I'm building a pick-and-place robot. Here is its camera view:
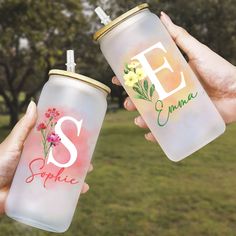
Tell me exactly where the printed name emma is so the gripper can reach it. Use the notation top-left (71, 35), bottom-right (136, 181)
top-left (155, 92), bottom-right (198, 127)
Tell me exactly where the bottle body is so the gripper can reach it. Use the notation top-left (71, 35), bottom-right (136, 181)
top-left (5, 73), bottom-right (108, 232)
top-left (98, 9), bottom-right (225, 161)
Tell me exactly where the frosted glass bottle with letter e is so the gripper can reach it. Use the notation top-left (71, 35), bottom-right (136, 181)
top-left (94, 4), bottom-right (225, 161)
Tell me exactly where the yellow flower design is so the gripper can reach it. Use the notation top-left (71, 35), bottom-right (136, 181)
top-left (136, 68), bottom-right (146, 80)
top-left (127, 60), bottom-right (140, 69)
top-left (124, 71), bottom-right (139, 87)
top-left (123, 60), bottom-right (155, 102)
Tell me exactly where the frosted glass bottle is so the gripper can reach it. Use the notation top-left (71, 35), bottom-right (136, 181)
top-left (5, 69), bottom-right (110, 232)
top-left (94, 4), bottom-right (225, 161)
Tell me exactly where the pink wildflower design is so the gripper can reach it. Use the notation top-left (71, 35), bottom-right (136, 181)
top-left (37, 122), bottom-right (47, 131)
top-left (37, 107), bottom-right (61, 158)
top-left (47, 132), bottom-right (61, 146)
top-left (45, 108), bottom-right (60, 119)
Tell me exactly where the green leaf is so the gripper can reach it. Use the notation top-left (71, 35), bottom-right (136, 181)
top-left (124, 69), bottom-right (129, 74)
top-left (150, 84), bottom-right (155, 97)
top-left (125, 63), bottom-right (129, 71)
top-left (133, 86), bottom-right (143, 96)
top-left (135, 94), bottom-right (147, 100)
top-left (144, 80), bottom-right (148, 93)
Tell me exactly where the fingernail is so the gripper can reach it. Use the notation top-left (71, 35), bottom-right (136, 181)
top-left (26, 101), bottom-right (35, 116)
top-left (134, 117), bottom-right (141, 126)
top-left (112, 76), bottom-right (119, 85)
top-left (124, 99), bottom-right (130, 108)
top-left (88, 164), bottom-right (93, 172)
top-left (160, 11), bottom-right (172, 23)
top-left (160, 11), bottom-right (165, 16)
top-left (145, 132), bottom-right (151, 140)
top-left (83, 183), bottom-right (90, 193)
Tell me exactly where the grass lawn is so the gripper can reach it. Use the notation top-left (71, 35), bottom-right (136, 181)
top-left (0, 110), bottom-right (236, 235)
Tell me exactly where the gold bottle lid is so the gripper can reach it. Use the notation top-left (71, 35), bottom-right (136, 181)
top-left (93, 3), bottom-right (149, 41)
top-left (49, 69), bottom-right (111, 94)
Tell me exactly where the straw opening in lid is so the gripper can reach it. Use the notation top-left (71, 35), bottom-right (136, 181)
top-left (93, 3), bottom-right (149, 41)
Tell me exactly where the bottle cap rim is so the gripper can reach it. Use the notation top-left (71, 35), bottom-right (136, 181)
top-left (93, 3), bottom-right (149, 41)
top-left (49, 69), bottom-right (111, 94)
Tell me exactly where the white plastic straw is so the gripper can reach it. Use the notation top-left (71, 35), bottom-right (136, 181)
top-left (95, 7), bottom-right (111, 25)
top-left (66, 50), bottom-right (76, 73)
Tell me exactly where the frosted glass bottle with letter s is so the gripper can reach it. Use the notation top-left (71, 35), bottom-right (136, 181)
top-left (5, 51), bottom-right (110, 232)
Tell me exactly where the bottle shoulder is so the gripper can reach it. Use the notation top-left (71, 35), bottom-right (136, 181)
top-left (40, 76), bottom-right (108, 104)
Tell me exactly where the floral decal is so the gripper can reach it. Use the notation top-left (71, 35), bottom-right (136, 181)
top-left (124, 60), bottom-right (155, 102)
top-left (123, 60), bottom-right (199, 127)
top-left (36, 108), bottom-right (61, 158)
top-left (47, 132), bottom-right (61, 146)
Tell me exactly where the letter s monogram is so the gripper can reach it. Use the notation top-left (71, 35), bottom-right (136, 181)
top-left (47, 116), bottom-right (83, 168)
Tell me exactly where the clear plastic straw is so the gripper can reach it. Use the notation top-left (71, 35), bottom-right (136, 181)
top-left (95, 7), bottom-right (111, 25)
top-left (66, 50), bottom-right (76, 72)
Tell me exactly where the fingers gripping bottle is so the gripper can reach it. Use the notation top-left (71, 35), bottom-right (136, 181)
top-left (5, 50), bottom-right (111, 232)
top-left (94, 4), bottom-right (225, 161)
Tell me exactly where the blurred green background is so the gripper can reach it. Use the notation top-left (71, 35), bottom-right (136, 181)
top-left (0, 0), bottom-right (236, 235)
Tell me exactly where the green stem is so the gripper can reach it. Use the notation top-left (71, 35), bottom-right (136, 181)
top-left (44, 118), bottom-right (55, 141)
top-left (139, 80), bottom-right (150, 101)
top-left (41, 130), bottom-right (47, 157)
top-left (40, 117), bottom-right (54, 158)
top-left (136, 81), bottom-right (146, 97)
top-left (137, 81), bottom-right (152, 102)
top-left (45, 143), bottom-right (53, 159)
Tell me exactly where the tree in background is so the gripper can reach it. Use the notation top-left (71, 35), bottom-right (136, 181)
top-left (0, 0), bottom-right (91, 127)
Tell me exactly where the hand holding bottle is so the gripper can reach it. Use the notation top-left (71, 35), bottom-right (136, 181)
top-left (0, 101), bottom-right (92, 214)
top-left (112, 12), bottom-right (236, 142)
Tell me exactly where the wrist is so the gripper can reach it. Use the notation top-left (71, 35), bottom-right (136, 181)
top-left (214, 97), bottom-right (236, 124)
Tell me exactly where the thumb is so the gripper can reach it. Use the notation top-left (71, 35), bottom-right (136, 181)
top-left (0, 101), bottom-right (37, 188)
top-left (3, 101), bottom-right (37, 152)
top-left (160, 11), bottom-right (205, 61)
